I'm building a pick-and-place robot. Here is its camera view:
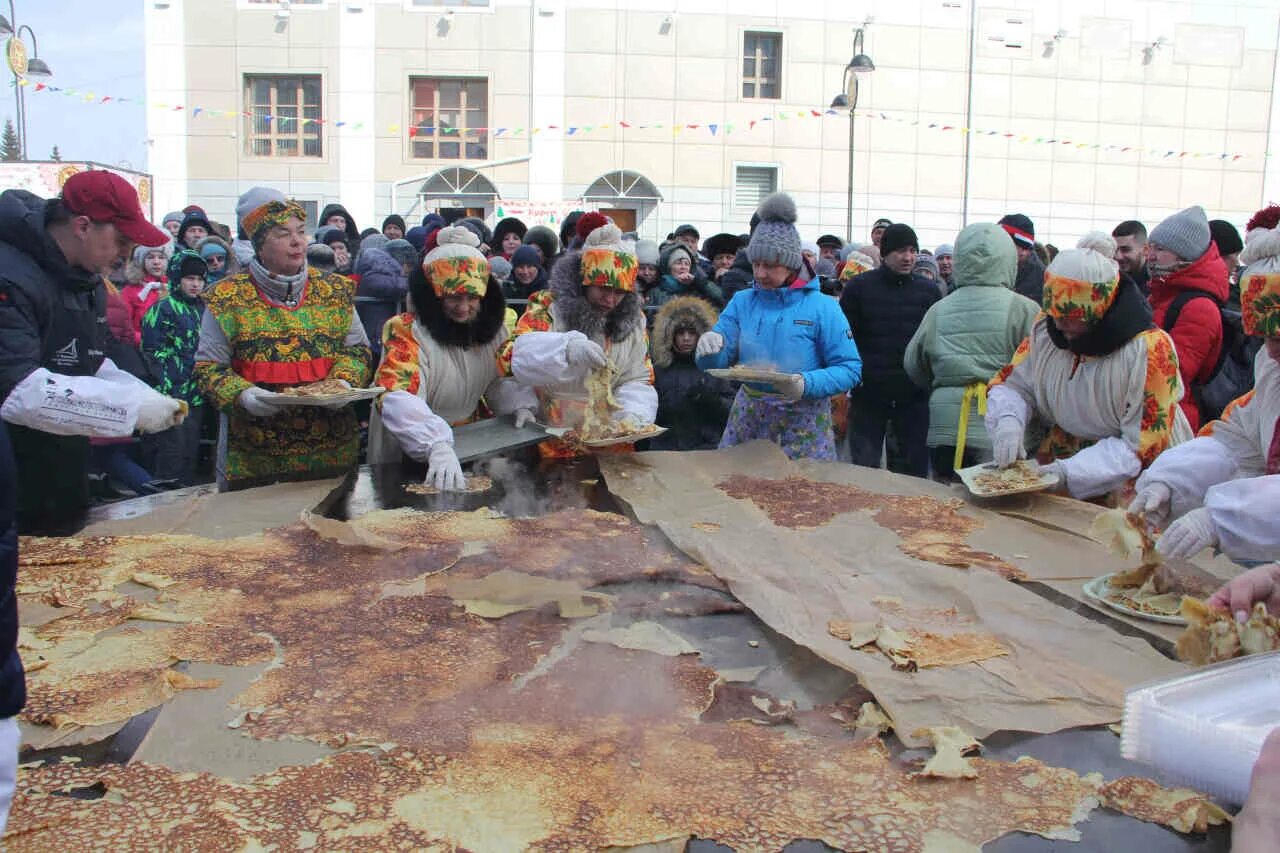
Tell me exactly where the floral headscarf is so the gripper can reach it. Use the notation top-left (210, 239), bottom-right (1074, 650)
top-left (580, 222), bottom-right (638, 292)
top-left (423, 225), bottom-right (489, 298)
top-left (1041, 248), bottom-right (1120, 324)
top-left (242, 200), bottom-right (308, 242)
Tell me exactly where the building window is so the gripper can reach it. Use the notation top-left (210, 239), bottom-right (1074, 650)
top-left (742, 32), bottom-right (781, 99)
top-left (410, 77), bottom-right (488, 160)
top-left (734, 165), bottom-right (777, 208)
top-left (240, 0), bottom-right (326, 7)
top-left (244, 75), bottom-right (323, 158)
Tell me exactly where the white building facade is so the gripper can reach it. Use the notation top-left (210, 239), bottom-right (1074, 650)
top-left (144, 0), bottom-right (1280, 249)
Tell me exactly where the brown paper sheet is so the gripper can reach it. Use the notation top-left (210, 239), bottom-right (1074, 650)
top-left (600, 442), bottom-right (1185, 747)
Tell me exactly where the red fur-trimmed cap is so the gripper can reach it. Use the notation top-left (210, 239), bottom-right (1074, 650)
top-left (575, 211), bottom-right (609, 243)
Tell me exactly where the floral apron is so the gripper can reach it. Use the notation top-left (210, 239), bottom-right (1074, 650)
top-left (719, 387), bottom-right (835, 461)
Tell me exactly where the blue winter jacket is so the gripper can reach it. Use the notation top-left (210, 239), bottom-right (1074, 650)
top-left (696, 278), bottom-right (862, 399)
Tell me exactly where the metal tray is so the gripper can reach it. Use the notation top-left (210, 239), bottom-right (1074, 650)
top-left (258, 387), bottom-right (385, 407)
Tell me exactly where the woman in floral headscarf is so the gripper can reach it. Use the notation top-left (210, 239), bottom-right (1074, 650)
top-left (1129, 205), bottom-right (1280, 562)
top-left (985, 233), bottom-right (1192, 501)
top-left (368, 225), bottom-right (533, 490)
top-left (498, 221), bottom-right (656, 457)
top-left (195, 188), bottom-right (371, 489)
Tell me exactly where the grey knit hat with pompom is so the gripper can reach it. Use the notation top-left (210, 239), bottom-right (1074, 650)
top-left (746, 193), bottom-right (802, 271)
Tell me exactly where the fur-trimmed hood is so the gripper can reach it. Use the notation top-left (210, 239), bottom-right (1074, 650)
top-left (652, 295), bottom-right (718, 368)
top-left (549, 249), bottom-right (645, 344)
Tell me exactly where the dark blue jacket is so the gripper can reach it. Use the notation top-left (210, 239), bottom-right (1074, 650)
top-left (840, 265), bottom-right (940, 397)
top-left (354, 248), bottom-right (407, 357)
top-left (0, 420), bottom-right (27, 718)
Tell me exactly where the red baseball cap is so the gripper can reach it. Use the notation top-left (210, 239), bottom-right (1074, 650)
top-left (61, 170), bottom-right (169, 247)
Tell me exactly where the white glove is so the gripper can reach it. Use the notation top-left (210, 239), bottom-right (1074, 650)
top-left (777, 373), bottom-right (805, 402)
top-left (426, 442), bottom-right (466, 492)
top-left (1128, 482), bottom-right (1173, 529)
top-left (514, 408), bottom-right (537, 429)
top-left (136, 396), bottom-right (185, 434)
top-left (237, 386), bottom-right (285, 418)
top-left (317, 379), bottom-right (354, 410)
top-left (991, 417), bottom-right (1026, 468)
top-left (611, 411), bottom-right (653, 429)
top-left (696, 331), bottom-right (724, 359)
top-left (1156, 507), bottom-right (1219, 560)
top-left (565, 334), bottom-right (608, 372)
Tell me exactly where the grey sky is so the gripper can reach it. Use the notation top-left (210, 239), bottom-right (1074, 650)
top-left (8, 0), bottom-right (146, 170)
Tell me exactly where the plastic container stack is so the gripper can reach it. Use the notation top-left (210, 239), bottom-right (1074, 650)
top-left (1122, 650), bottom-right (1280, 804)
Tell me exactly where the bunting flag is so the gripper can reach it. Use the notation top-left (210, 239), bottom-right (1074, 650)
top-left (14, 75), bottom-right (1260, 161)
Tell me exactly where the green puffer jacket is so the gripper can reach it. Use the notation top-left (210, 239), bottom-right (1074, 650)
top-left (904, 223), bottom-right (1040, 451)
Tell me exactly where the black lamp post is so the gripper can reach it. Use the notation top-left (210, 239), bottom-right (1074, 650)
top-left (0, 3), bottom-right (53, 160)
top-left (830, 29), bottom-right (874, 244)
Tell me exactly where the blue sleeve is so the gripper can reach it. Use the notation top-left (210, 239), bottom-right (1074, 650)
top-left (801, 298), bottom-right (862, 399)
top-left (695, 290), bottom-right (743, 371)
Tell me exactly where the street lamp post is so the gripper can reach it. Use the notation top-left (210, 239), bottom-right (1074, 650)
top-left (829, 29), bottom-right (874, 245)
top-left (0, 3), bottom-right (53, 160)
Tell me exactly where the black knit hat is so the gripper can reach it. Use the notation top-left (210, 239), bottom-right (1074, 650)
top-left (382, 214), bottom-right (406, 234)
top-left (998, 213), bottom-right (1036, 248)
top-left (878, 223), bottom-right (919, 257)
top-left (1209, 219), bottom-right (1243, 256)
top-left (177, 210), bottom-right (213, 244)
top-left (702, 232), bottom-right (745, 260)
top-left (816, 234), bottom-right (844, 250)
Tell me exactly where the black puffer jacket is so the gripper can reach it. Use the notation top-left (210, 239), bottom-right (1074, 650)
top-left (840, 265), bottom-right (940, 396)
top-left (0, 420), bottom-right (26, 719)
top-left (650, 296), bottom-right (734, 450)
top-left (718, 248), bottom-right (755, 300)
top-left (1013, 252), bottom-right (1046, 305)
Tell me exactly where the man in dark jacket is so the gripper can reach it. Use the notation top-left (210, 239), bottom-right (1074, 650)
top-left (999, 213), bottom-right (1045, 304)
top-left (0, 171), bottom-right (184, 534)
top-left (353, 247), bottom-right (407, 361)
top-left (0, 420), bottom-right (23, 831)
top-left (840, 222), bottom-right (940, 477)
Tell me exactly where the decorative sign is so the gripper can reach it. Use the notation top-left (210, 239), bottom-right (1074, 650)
top-left (493, 201), bottom-right (583, 227)
top-left (0, 162), bottom-right (155, 217)
top-left (6, 37), bottom-right (27, 77)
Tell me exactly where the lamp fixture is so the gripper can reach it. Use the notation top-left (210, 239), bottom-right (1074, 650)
top-left (659, 15), bottom-right (673, 36)
top-left (1042, 28), bottom-right (1065, 59)
top-left (828, 25), bottom-right (875, 243)
top-left (1142, 36), bottom-right (1167, 65)
top-left (0, 15), bottom-right (12, 37)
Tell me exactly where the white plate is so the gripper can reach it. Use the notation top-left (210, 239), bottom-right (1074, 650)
top-left (956, 461), bottom-right (1059, 498)
top-left (1082, 574), bottom-right (1188, 625)
top-left (258, 387), bottom-right (385, 407)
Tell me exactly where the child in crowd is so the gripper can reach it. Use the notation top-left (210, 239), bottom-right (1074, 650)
top-left (121, 244), bottom-right (171, 345)
top-left (141, 250), bottom-right (208, 485)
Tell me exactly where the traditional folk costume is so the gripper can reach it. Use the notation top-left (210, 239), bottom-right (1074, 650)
top-left (498, 222), bottom-right (656, 457)
top-left (986, 245), bottom-right (1192, 501)
top-left (695, 193), bottom-right (862, 461)
top-left (1133, 209), bottom-right (1280, 561)
top-left (194, 194), bottom-right (371, 488)
top-left (368, 226), bottom-right (533, 487)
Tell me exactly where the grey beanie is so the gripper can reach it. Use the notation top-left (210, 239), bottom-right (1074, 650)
top-left (161, 210), bottom-right (184, 228)
top-left (236, 187), bottom-right (287, 231)
top-left (383, 238), bottom-right (418, 270)
top-left (1150, 205), bottom-right (1211, 261)
top-left (746, 193), bottom-right (802, 271)
top-left (935, 243), bottom-right (954, 259)
top-left (635, 239), bottom-right (660, 266)
top-left (487, 256), bottom-right (512, 281)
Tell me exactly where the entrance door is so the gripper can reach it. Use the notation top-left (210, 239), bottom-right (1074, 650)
top-left (438, 206), bottom-right (488, 220)
top-left (600, 208), bottom-right (636, 234)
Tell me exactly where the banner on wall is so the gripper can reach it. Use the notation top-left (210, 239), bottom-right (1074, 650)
top-left (0, 161), bottom-right (154, 218)
top-left (492, 201), bottom-right (586, 227)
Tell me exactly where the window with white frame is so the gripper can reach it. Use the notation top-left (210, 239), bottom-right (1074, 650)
top-left (410, 77), bottom-right (488, 160)
top-left (742, 32), bottom-right (781, 99)
top-left (239, 0), bottom-right (327, 8)
top-left (244, 75), bottom-right (323, 158)
top-left (404, 0), bottom-right (491, 9)
top-left (734, 165), bottom-right (778, 208)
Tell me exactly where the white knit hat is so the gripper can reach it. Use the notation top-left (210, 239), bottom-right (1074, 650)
top-left (422, 225), bottom-right (490, 296)
top-left (1076, 230), bottom-right (1117, 259)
